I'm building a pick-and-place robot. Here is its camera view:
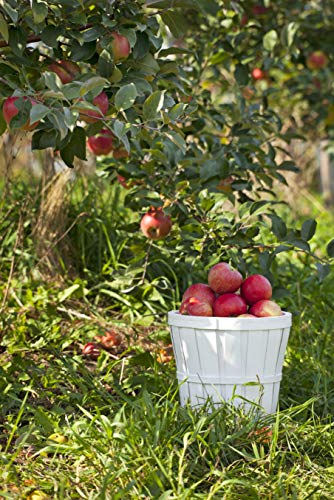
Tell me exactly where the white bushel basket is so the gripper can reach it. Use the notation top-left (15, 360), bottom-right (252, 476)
top-left (168, 311), bottom-right (292, 413)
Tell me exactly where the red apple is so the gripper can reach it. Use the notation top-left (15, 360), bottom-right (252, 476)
top-left (182, 283), bottom-right (216, 307)
top-left (240, 14), bottom-right (249, 26)
top-left (82, 342), bottom-right (101, 359)
top-left (48, 60), bottom-right (80, 84)
top-left (249, 299), bottom-right (282, 317)
top-left (3, 96), bottom-right (39, 130)
top-left (252, 68), bottom-right (268, 81)
top-left (238, 313), bottom-right (257, 318)
top-left (94, 330), bottom-right (121, 348)
top-left (140, 207), bottom-right (172, 240)
top-left (208, 262), bottom-right (243, 294)
top-left (180, 297), bottom-right (213, 316)
top-left (79, 91), bottom-right (109, 123)
top-left (113, 147), bottom-right (129, 159)
top-left (111, 32), bottom-right (131, 62)
top-left (306, 51), bottom-right (328, 70)
top-left (213, 293), bottom-right (247, 317)
top-left (251, 5), bottom-right (268, 16)
top-left (87, 129), bottom-right (115, 155)
top-left (240, 274), bottom-right (272, 305)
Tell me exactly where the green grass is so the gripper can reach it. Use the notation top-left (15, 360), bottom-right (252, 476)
top-left (1, 178), bottom-right (334, 498)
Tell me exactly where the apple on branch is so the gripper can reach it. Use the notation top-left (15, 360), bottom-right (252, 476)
top-left (78, 91), bottom-right (109, 123)
top-left (48, 60), bottom-right (80, 84)
top-left (3, 96), bottom-right (39, 130)
top-left (140, 207), bottom-right (172, 240)
top-left (306, 51), bottom-right (328, 70)
top-left (87, 129), bottom-right (115, 155)
top-left (111, 32), bottom-right (131, 62)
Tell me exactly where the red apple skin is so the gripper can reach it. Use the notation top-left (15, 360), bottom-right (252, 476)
top-left (182, 283), bottom-right (216, 307)
top-left (238, 313), bottom-right (257, 318)
top-left (48, 60), bottom-right (80, 84)
top-left (3, 96), bottom-right (38, 130)
top-left (180, 297), bottom-right (213, 317)
top-left (79, 91), bottom-right (109, 123)
top-left (111, 32), bottom-right (131, 62)
top-left (87, 129), bottom-right (115, 155)
top-left (251, 5), bottom-right (268, 16)
top-left (213, 293), bottom-right (247, 317)
top-left (249, 300), bottom-right (282, 317)
top-left (140, 208), bottom-right (172, 240)
top-left (252, 68), bottom-right (267, 81)
top-left (82, 342), bottom-right (101, 359)
top-left (240, 274), bottom-right (272, 306)
top-left (306, 51), bottom-right (328, 70)
top-left (208, 262), bottom-right (243, 294)
top-left (113, 147), bottom-right (129, 159)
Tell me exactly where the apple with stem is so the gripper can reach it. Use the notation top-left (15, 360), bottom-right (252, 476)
top-left (140, 207), bottom-right (172, 240)
top-left (208, 262), bottom-right (243, 294)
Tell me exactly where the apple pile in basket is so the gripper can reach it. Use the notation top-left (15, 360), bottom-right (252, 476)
top-left (180, 262), bottom-right (282, 318)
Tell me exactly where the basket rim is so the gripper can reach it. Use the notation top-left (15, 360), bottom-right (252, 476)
top-left (167, 310), bottom-right (292, 330)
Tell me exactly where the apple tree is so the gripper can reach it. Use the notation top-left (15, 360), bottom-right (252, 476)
top-left (0, 0), bottom-right (333, 306)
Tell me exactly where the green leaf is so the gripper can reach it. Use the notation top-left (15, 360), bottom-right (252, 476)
top-left (143, 90), bottom-right (165, 121)
top-left (133, 32), bottom-right (150, 60)
top-left (316, 262), bottom-right (330, 281)
top-left (326, 239), bottom-right (334, 257)
top-left (79, 77), bottom-right (107, 97)
top-left (98, 49), bottom-right (114, 78)
top-left (30, 104), bottom-right (49, 124)
top-left (287, 239), bottom-right (310, 252)
top-left (48, 111), bottom-right (68, 140)
top-left (115, 83), bottom-right (137, 111)
top-left (234, 64), bottom-right (249, 86)
top-left (60, 126), bottom-right (86, 167)
top-left (8, 27), bottom-right (27, 56)
top-left (2, 2), bottom-right (18, 23)
top-left (31, 129), bottom-right (58, 150)
top-left (301, 219), bottom-right (317, 241)
top-left (268, 214), bottom-right (287, 239)
top-left (41, 26), bottom-right (64, 47)
top-left (32, 0), bottom-right (48, 24)
top-left (0, 112), bottom-right (6, 136)
top-left (165, 131), bottom-right (186, 154)
top-left (0, 13), bottom-right (9, 42)
top-left (136, 53), bottom-right (160, 75)
top-left (263, 30), bottom-right (278, 51)
top-left (161, 10), bottom-right (186, 38)
top-left (281, 22), bottom-right (299, 48)
top-left (70, 41), bottom-right (96, 62)
top-left (58, 284), bottom-right (81, 303)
